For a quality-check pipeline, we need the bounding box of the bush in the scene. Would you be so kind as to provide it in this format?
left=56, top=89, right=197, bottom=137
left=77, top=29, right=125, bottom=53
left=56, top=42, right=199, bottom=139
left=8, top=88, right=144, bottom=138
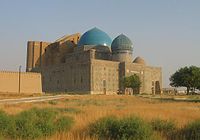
left=89, top=116, right=119, bottom=139
left=0, top=111, right=15, bottom=137
left=14, top=110, right=42, bottom=139
left=89, top=116, right=153, bottom=140
left=56, top=116, right=74, bottom=132
left=181, top=120, right=200, bottom=140
left=0, top=108, right=74, bottom=139
left=34, top=108, right=57, bottom=136
left=118, top=116, right=152, bottom=140
left=151, top=118, right=176, bottom=137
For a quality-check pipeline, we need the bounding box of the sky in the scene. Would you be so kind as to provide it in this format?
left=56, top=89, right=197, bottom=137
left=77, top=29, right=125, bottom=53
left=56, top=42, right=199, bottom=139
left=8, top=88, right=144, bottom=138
left=0, top=0, right=199, bottom=87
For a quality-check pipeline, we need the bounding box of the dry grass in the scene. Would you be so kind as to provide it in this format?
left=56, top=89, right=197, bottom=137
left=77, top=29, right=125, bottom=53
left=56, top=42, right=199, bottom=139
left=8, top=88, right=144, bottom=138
left=0, top=92, right=41, bottom=99
left=0, top=95, right=200, bottom=139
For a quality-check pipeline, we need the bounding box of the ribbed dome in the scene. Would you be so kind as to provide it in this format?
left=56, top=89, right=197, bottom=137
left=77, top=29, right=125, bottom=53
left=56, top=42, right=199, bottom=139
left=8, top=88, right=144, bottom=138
left=111, top=34, right=133, bottom=52
left=133, top=57, right=146, bottom=65
left=78, top=27, right=112, bottom=47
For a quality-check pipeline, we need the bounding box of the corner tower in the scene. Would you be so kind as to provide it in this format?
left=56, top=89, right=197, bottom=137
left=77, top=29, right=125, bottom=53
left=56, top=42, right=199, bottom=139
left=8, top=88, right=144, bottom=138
left=111, top=34, right=133, bottom=62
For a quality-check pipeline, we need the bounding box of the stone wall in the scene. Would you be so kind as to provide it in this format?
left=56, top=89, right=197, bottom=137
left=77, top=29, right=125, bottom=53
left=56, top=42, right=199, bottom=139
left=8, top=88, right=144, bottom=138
left=0, top=71, right=42, bottom=94
left=41, top=62, right=91, bottom=93
left=123, top=62, right=146, bottom=93
left=144, top=66, right=162, bottom=94
left=90, top=59, right=120, bottom=95
left=123, top=62, right=162, bottom=94
left=41, top=50, right=92, bottom=93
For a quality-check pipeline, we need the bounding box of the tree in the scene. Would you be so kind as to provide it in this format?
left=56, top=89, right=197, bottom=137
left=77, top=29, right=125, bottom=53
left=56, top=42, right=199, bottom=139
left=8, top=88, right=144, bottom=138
left=170, top=66, right=200, bottom=94
left=123, top=74, right=141, bottom=94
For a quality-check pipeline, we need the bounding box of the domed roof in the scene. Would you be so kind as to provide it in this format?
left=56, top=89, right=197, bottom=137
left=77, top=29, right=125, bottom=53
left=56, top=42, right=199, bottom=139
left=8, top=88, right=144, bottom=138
left=111, top=34, right=133, bottom=52
left=133, top=57, right=146, bottom=65
left=78, top=27, right=112, bottom=47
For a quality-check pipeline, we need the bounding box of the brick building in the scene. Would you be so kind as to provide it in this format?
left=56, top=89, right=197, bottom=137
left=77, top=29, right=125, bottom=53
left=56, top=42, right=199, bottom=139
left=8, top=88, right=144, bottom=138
left=26, top=27, right=162, bottom=94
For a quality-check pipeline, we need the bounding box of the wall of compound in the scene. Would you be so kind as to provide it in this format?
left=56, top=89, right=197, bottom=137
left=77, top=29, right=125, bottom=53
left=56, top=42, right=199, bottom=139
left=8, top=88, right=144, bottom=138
left=0, top=71, right=42, bottom=94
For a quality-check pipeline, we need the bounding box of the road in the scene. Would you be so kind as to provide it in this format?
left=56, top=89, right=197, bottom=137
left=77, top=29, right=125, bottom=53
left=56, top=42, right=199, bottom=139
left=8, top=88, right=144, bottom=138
left=0, top=95, right=71, bottom=104
left=137, top=95, right=200, bottom=102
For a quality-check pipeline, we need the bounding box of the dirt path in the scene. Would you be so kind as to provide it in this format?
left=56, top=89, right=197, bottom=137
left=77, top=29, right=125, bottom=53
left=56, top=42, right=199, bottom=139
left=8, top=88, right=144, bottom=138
left=0, top=95, right=72, bottom=104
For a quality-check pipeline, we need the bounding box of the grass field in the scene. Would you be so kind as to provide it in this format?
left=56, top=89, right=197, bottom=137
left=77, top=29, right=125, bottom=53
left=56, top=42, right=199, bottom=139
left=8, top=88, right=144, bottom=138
left=0, top=95, right=200, bottom=140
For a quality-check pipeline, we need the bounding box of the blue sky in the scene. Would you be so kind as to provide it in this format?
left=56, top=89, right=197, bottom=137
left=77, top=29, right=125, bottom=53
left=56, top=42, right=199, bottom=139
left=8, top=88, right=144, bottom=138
left=0, top=0, right=199, bottom=87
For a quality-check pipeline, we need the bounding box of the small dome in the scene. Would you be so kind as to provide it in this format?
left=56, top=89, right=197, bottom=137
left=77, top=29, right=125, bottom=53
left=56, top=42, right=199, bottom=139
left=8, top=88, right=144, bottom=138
left=111, top=34, right=133, bottom=52
left=78, top=27, right=112, bottom=47
left=133, top=57, right=146, bottom=65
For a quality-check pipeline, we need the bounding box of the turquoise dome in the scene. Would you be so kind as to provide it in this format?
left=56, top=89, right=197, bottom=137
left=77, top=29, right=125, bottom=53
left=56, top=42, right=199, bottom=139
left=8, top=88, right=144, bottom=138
left=111, top=34, right=133, bottom=52
left=78, top=27, right=112, bottom=47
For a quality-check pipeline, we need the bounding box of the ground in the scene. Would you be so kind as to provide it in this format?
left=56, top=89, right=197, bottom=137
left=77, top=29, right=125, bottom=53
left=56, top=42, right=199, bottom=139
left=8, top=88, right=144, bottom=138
left=0, top=94, right=200, bottom=140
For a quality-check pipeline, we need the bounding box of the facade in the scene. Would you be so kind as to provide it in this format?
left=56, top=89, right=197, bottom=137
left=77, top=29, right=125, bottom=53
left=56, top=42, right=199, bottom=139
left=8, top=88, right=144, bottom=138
left=26, top=27, right=162, bottom=94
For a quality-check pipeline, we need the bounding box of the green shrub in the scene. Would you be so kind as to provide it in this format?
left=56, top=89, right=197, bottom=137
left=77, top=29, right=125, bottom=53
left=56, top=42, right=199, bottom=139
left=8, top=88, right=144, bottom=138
left=56, top=116, right=74, bottom=132
left=0, top=108, right=74, bottom=139
left=0, top=111, right=15, bottom=137
left=89, top=116, right=119, bottom=139
left=151, top=118, right=176, bottom=137
left=14, top=110, right=42, bottom=139
left=181, top=120, right=200, bottom=140
left=118, top=116, right=153, bottom=140
left=89, top=116, right=153, bottom=140
left=0, top=111, right=9, bottom=134
left=12, top=108, right=57, bottom=139
left=34, top=108, right=57, bottom=136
